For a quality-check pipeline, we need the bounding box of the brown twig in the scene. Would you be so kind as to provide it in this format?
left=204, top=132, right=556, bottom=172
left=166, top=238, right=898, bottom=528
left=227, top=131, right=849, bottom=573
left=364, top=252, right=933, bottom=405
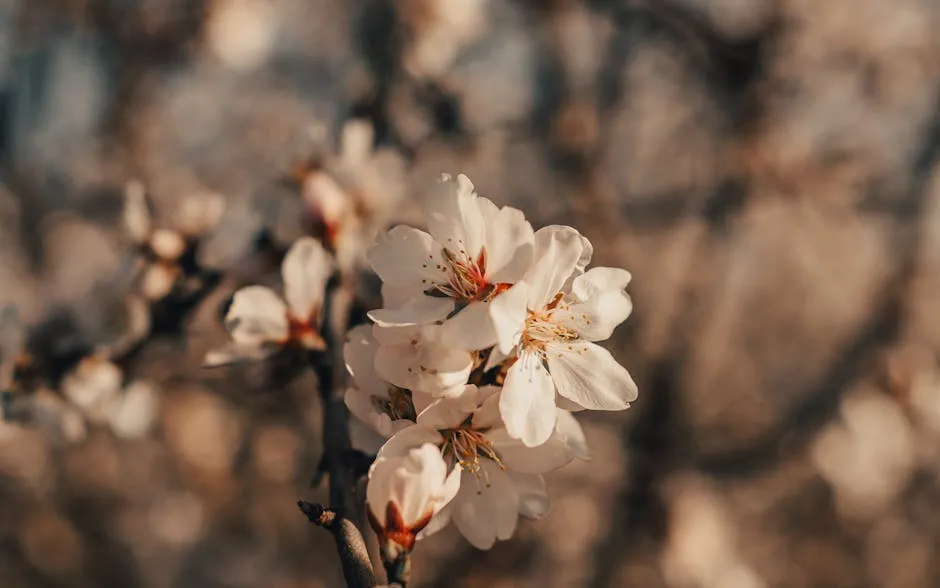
left=380, top=541, right=411, bottom=588
left=298, top=501, right=377, bottom=588
left=303, top=272, right=378, bottom=587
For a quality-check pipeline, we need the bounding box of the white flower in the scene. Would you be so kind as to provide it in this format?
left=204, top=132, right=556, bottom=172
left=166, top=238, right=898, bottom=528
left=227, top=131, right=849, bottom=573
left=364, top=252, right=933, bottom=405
left=372, top=323, right=473, bottom=397
left=367, top=442, right=461, bottom=552
left=60, top=356, right=124, bottom=425
left=367, top=174, right=534, bottom=351
left=491, top=225, right=637, bottom=446
left=376, top=385, right=587, bottom=549
left=343, top=325, right=426, bottom=454
left=204, top=237, right=333, bottom=366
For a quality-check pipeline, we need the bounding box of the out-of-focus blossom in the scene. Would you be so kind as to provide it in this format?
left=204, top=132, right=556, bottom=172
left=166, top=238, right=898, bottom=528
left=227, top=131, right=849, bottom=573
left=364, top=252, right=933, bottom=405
left=491, top=226, right=637, bottom=446
left=399, top=0, right=488, bottom=79
left=124, top=181, right=227, bottom=302
left=367, top=174, right=534, bottom=351
left=366, top=442, right=461, bottom=552
left=376, top=385, right=588, bottom=549
left=60, top=355, right=123, bottom=425
left=204, top=237, right=334, bottom=366
left=206, top=0, right=278, bottom=72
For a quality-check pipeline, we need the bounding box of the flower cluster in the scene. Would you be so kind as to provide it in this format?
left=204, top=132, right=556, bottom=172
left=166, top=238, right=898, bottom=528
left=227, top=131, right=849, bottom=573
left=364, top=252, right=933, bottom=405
left=348, top=174, right=636, bottom=552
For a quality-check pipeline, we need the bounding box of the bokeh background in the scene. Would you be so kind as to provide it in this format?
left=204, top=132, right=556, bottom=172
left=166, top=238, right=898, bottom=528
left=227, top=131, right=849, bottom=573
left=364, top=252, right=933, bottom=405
left=2, top=1, right=940, bottom=587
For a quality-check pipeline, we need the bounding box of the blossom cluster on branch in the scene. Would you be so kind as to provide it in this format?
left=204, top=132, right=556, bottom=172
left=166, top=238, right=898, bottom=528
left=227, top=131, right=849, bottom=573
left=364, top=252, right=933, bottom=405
left=349, top=174, right=637, bottom=553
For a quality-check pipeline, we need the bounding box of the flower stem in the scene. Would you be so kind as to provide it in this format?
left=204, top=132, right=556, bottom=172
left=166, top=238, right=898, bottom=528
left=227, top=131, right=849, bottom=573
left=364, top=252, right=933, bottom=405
left=298, top=501, right=376, bottom=588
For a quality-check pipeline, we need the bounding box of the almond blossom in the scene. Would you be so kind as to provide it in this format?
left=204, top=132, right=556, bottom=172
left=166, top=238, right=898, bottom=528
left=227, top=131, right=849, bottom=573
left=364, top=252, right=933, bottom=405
left=375, top=385, right=588, bottom=549
left=491, top=225, right=638, bottom=446
left=367, top=174, right=534, bottom=351
left=204, top=237, right=333, bottom=366
left=366, top=442, right=461, bottom=553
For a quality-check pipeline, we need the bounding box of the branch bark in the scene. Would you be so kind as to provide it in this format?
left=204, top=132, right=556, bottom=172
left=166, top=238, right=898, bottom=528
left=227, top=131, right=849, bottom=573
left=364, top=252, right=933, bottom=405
left=299, top=501, right=376, bottom=588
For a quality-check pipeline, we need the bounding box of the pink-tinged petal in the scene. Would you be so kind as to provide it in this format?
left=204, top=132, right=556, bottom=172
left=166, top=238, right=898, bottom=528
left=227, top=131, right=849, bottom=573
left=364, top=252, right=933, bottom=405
left=500, top=353, right=558, bottom=447
left=368, top=225, right=450, bottom=292
left=476, top=196, right=534, bottom=284
left=507, top=472, right=550, bottom=519
left=343, top=324, right=385, bottom=395
left=546, top=340, right=637, bottom=410
left=524, top=226, right=589, bottom=309
left=225, top=286, right=289, bottom=346
left=282, top=237, right=333, bottom=322
left=423, top=174, right=486, bottom=260
left=374, top=336, right=472, bottom=396
left=376, top=425, right=445, bottom=460
left=439, top=301, right=497, bottom=351
left=368, top=296, right=454, bottom=327
left=452, top=461, right=519, bottom=550
left=488, top=282, right=528, bottom=354
left=416, top=387, right=480, bottom=429
left=484, top=426, right=576, bottom=474
left=123, top=180, right=152, bottom=244
left=202, top=342, right=276, bottom=367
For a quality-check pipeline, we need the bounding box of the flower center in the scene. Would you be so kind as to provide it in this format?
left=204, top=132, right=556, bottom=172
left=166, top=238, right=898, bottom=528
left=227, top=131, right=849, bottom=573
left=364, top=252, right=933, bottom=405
left=440, top=424, right=503, bottom=474
left=423, top=244, right=511, bottom=304
left=372, top=387, right=417, bottom=422
left=520, top=298, right=579, bottom=357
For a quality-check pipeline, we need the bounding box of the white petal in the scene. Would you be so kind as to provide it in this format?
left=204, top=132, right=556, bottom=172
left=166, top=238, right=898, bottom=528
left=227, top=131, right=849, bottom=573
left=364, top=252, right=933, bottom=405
left=487, top=282, right=528, bottom=354
left=558, top=267, right=633, bottom=342
left=374, top=335, right=472, bottom=396
left=423, top=174, right=486, bottom=260
left=439, top=301, right=497, bottom=351
left=302, top=170, right=350, bottom=226
left=500, top=353, right=558, bottom=447
left=416, top=505, right=453, bottom=541
left=376, top=425, right=444, bottom=460
left=225, top=286, right=289, bottom=346
left=484, top=426, right=576, bottom=474
left=469, top=387, right=503, bottom=430
left=416, top=388, right=480, bottom=429
left=368, top=296, right=454, bottom=327
left=546, top=340, right=637, bottom=410
left=524, top=226, right=589, bottom=309
left=561, top=232, right=595, bottom=292
left=345, top=386, right=397, bottom=439
left=368, top=226, right=449, bottom=292
left=476, top=197, right=534, bottom=284
left=452, top=462, right=519, bottom=550
left=203, top=342, right=276, bottom=367
left=398, top=444, right=452, bottom=525
left=282, top=237, right=333, bottom=322
left=344, top=324, right=385, bottom=395
left=123, top=180, right=152, bottom=243
left=382, top=282, right=418, bottom=309
left=507, top=472, right=550, bottom=519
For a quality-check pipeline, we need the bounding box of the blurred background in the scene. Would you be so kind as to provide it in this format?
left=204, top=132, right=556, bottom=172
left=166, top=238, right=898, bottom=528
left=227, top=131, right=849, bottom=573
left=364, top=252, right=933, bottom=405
left=1, top=0, right=940, bottom=586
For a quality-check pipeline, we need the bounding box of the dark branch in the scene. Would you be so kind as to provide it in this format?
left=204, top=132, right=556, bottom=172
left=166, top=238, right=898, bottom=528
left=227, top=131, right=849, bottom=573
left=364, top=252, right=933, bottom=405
left=298, top=501, right=376, bottom=588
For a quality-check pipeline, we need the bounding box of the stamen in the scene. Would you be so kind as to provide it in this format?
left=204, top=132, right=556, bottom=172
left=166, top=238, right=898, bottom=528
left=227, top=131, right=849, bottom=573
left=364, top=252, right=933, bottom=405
left=440, top=425, right=504, bottom=477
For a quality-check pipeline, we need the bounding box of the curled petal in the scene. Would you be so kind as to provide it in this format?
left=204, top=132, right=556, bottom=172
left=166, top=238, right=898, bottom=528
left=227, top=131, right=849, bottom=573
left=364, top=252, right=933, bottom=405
left=376, top=425, right=445, bottom=460
left=439, top=301, right=498, bottom=351
left=344, top=324, right=385, bottom=395
left=367, top=443, right=453, bottom=530
left=508, top=472, right=550, bottom=519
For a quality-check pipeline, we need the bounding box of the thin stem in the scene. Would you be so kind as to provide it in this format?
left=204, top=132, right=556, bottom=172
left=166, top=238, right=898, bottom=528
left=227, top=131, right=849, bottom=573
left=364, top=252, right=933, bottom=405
left=380, top=541, right=412, bottom=588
